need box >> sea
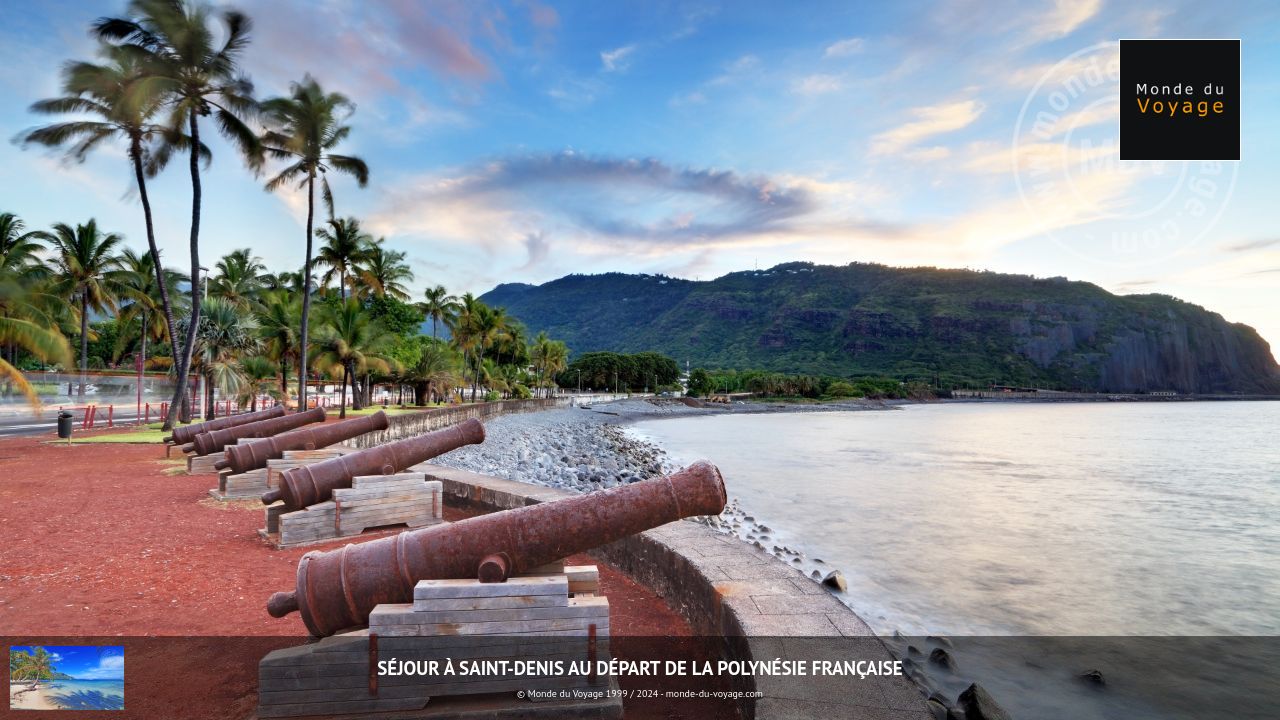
[629,401,1280,718]
[16,679,125,710]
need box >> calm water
[632,402,1280,637]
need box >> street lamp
[577,369,581,394]
[199,265,210,299]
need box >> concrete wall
[415,463,931,720]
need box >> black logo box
[1120,39,1240,161]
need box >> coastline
[433,396,881,585]
[9,682,60,711]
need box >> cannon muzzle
[261,418,485,509]
[217,411,390,474]
[268,460,726,636]
[164,405,286,444]
[186,406,326,456]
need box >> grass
[343,405,440,416]
[50,427,169,444]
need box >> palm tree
[311,298,390,419]
[95,0,261,429]
[0,213,50,278]
[237,354,281,411]
[21,43,203,406]
[419,285,457,341]
[356,238,413,300]
[46,220,127,398]
[0,277,72,410]
[313,217,371,301]
[183,296,260,419]
[259,76,369,412]
[409,339,461,406]
[1,213,53,372]
[256,290,299,400]
[448,293,483,401]
[530,332,569,398]
[113,248,184,373]
[209,248,265,308]
[11,647,56,689]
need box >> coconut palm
[256,290,299,399]
[182,296,260,419]
[419,285,457,341]
[258,76,369,411]
[313,217,370,301]
[209,248,265,308]
[46,220,128,398]
[409,339,461,406]
[95,0,262,429]
[0,276,72,410]
[11,647,57,688]
[237,354,282,411]
[20,44,204,400]
[113,248,184,371]
[355,238,413,301]
[311,298,390,419]
[0,213,50,278]
[530,332,569,398]
[1,213,54,372]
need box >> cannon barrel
[184,407,327,456]
[267,460,726,636]
[214,411,391,473]
[164,405,285,444]
[261,418,486,509]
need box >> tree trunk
[205,372,215,420]
[78,293,88,399]
[338,363,348,420]
[349,362,361,411]
[298,172,315,412]
[279,356,289,400]
[339,270,346,302]
[132,136,179,430]
[165,113,204,429]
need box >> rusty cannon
[164,405,285,445]
[261,418,486,510]
[184,406,327,456]
[214,410,391,473]
[267,460,726,636]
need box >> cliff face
[481,262,1280,394]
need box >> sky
[11,646,125,680]
[1,0,1278,353]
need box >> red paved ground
[0,426,728,719]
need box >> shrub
[826,381,859,398]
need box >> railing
[347,398,572,449]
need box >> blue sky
[2,0,1278,352]
[11,646,125,680]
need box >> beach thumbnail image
[9,646,124,711]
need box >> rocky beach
[434,397,890,587]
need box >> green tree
[256,290,299,400]
[210,248,266,308]
[419,285,457,341]
[0,276,72,410]
[407,338,462,406]
[46,219,127,398]
[237,354,282,411]
[313,216,370,301]
[95,0,262,429]
[20,43,198,398]
[311,298,390,418]
[687,368,713,397]
[355,238,413,301]
[183,296,260,419]
[259,76,369,411]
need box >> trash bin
[57,411,74,439]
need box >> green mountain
[480,261,1280,394]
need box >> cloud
[870,99,985,156]
[1221,238,1280,253]
[76,654,124,681]
[600,45,636,72]
[824,37,864,58]
[791,74,842,96]
[1031,0,1103,41]
[519,231,550,270]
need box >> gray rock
[1077,669,1106,687]
[956,683,1010,720]
[821,570,847,592]
[929,647,957,671]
